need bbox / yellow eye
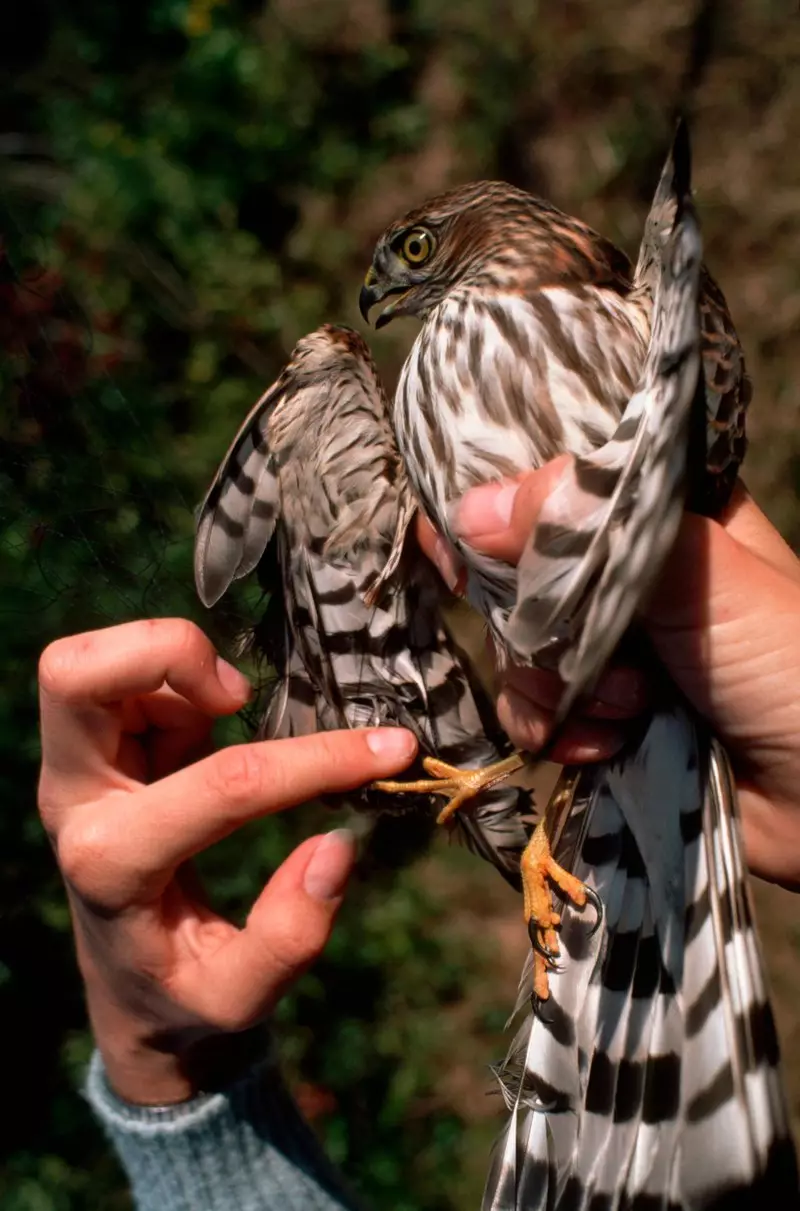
[401,228,434,265]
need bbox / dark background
[2,2,800,1208]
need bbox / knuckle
[207,744,265,809]
[268,932,314,980]
[208,1003,261,1034]
[162,618,211,668]
[56,813,113,894]
[260,907,326,985]
[38,638,86,699]
[37,773,62,835]
[497,691,548,752]
[294,732,355,788]
[502,721,532,750]
[310,731,344,767]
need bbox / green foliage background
[2,2,800,1208]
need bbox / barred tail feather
[674,738,796,1205]
[483,710,796,1210]
[484,770,616,1211]
[260,643,321,740]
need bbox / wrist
[99,1031,271,1105]
[86,989,270,1105]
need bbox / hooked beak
[359,279,379,324]
[359,266,410,329]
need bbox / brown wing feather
[692,266,751,516]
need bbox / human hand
[37,619,417,1104]
[418,462,800,887]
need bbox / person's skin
[37,462,800,1109]
[37,618,418,1104]
[418,457,800,889]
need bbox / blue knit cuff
[85,1050,364,1211]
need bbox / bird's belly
[445,413,544,497]
[394,293,631,535]
[394,389,552,534]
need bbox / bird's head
[360,181,631,327]
[359,204,462,327]
[360,182,526,327]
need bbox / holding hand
[419,462,800,888]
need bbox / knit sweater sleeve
[84,1050,366,1211]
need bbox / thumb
[178,831,356,1030]
[246,828,356,998]
[451,456,572,564]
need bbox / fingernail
[215,657,252,702]
[431,534,462,592]
[453,482,519,539]
[553,729,628,764]
[304,829,356,901]
[365,728,417,761]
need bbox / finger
[451,457,572,564]
[501,663,650,721]
[114,688,216,785]
[645,487,799,641]
[40,619,251,715]
[168,831,356,1029]
[120,686,219,735]
[58,728,418,908]
[719,482,800,583]
[416,514,465,593]
[496,685,630,763]
[39,619,251,793]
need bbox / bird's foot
[522,821,602,1002]
[373,752,526,823]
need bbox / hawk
[358,125,796,1207]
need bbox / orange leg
[521,820,590,1001]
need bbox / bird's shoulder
[470,194,634,297]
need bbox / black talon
[528,918,559,961]
[583,885,604,936]
[531,991,554,1024]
